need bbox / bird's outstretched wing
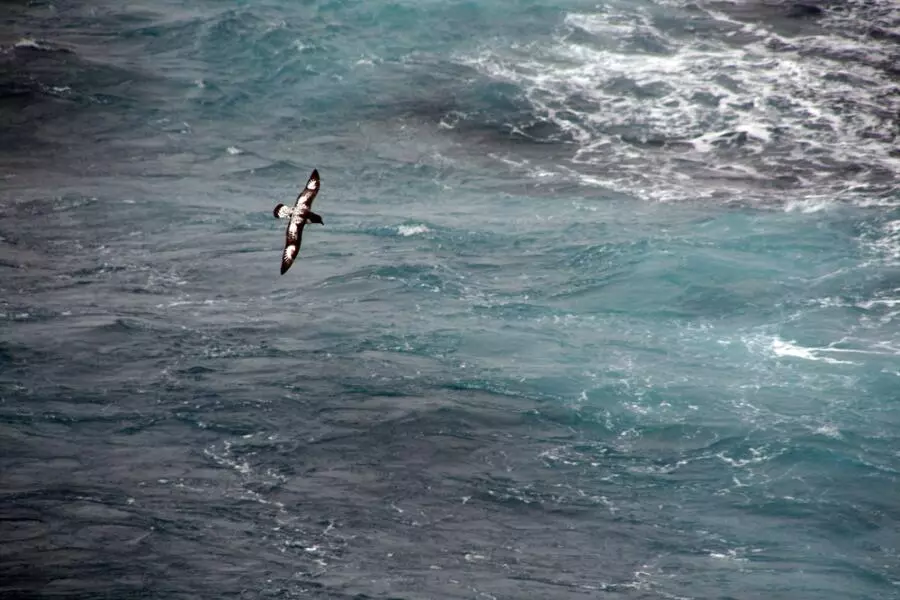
[281,219,305,275]
[293,169,320,212]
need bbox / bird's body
[273,169,323,275]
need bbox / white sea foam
[812,423,841,439]
[858,293,900,310]
[741,329,869,366]
[708,549,749,563]
[397,224,430,236]
[783,196,835,213]
[457,3,900,204]
[204,441,252,475]
[14,37,44,50]
[761,335,856,365]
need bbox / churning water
[2,1,899,598]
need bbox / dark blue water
[2,1,899,598]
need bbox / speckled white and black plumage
[272,169,323,275]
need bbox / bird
[272,169,324,275]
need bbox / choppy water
[2,1,899,598]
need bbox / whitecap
[456,3,900,204]
[769,337,855,365]
[14,37,43,50]
[783,196,835,213]
[812,424,841,439]
[397,224,430,236]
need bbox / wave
[453,0,900,204]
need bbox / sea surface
[1,1,899,598]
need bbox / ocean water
[1,0,899,598]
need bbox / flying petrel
[273,169,324,275]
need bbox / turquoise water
[2,1,899,598]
